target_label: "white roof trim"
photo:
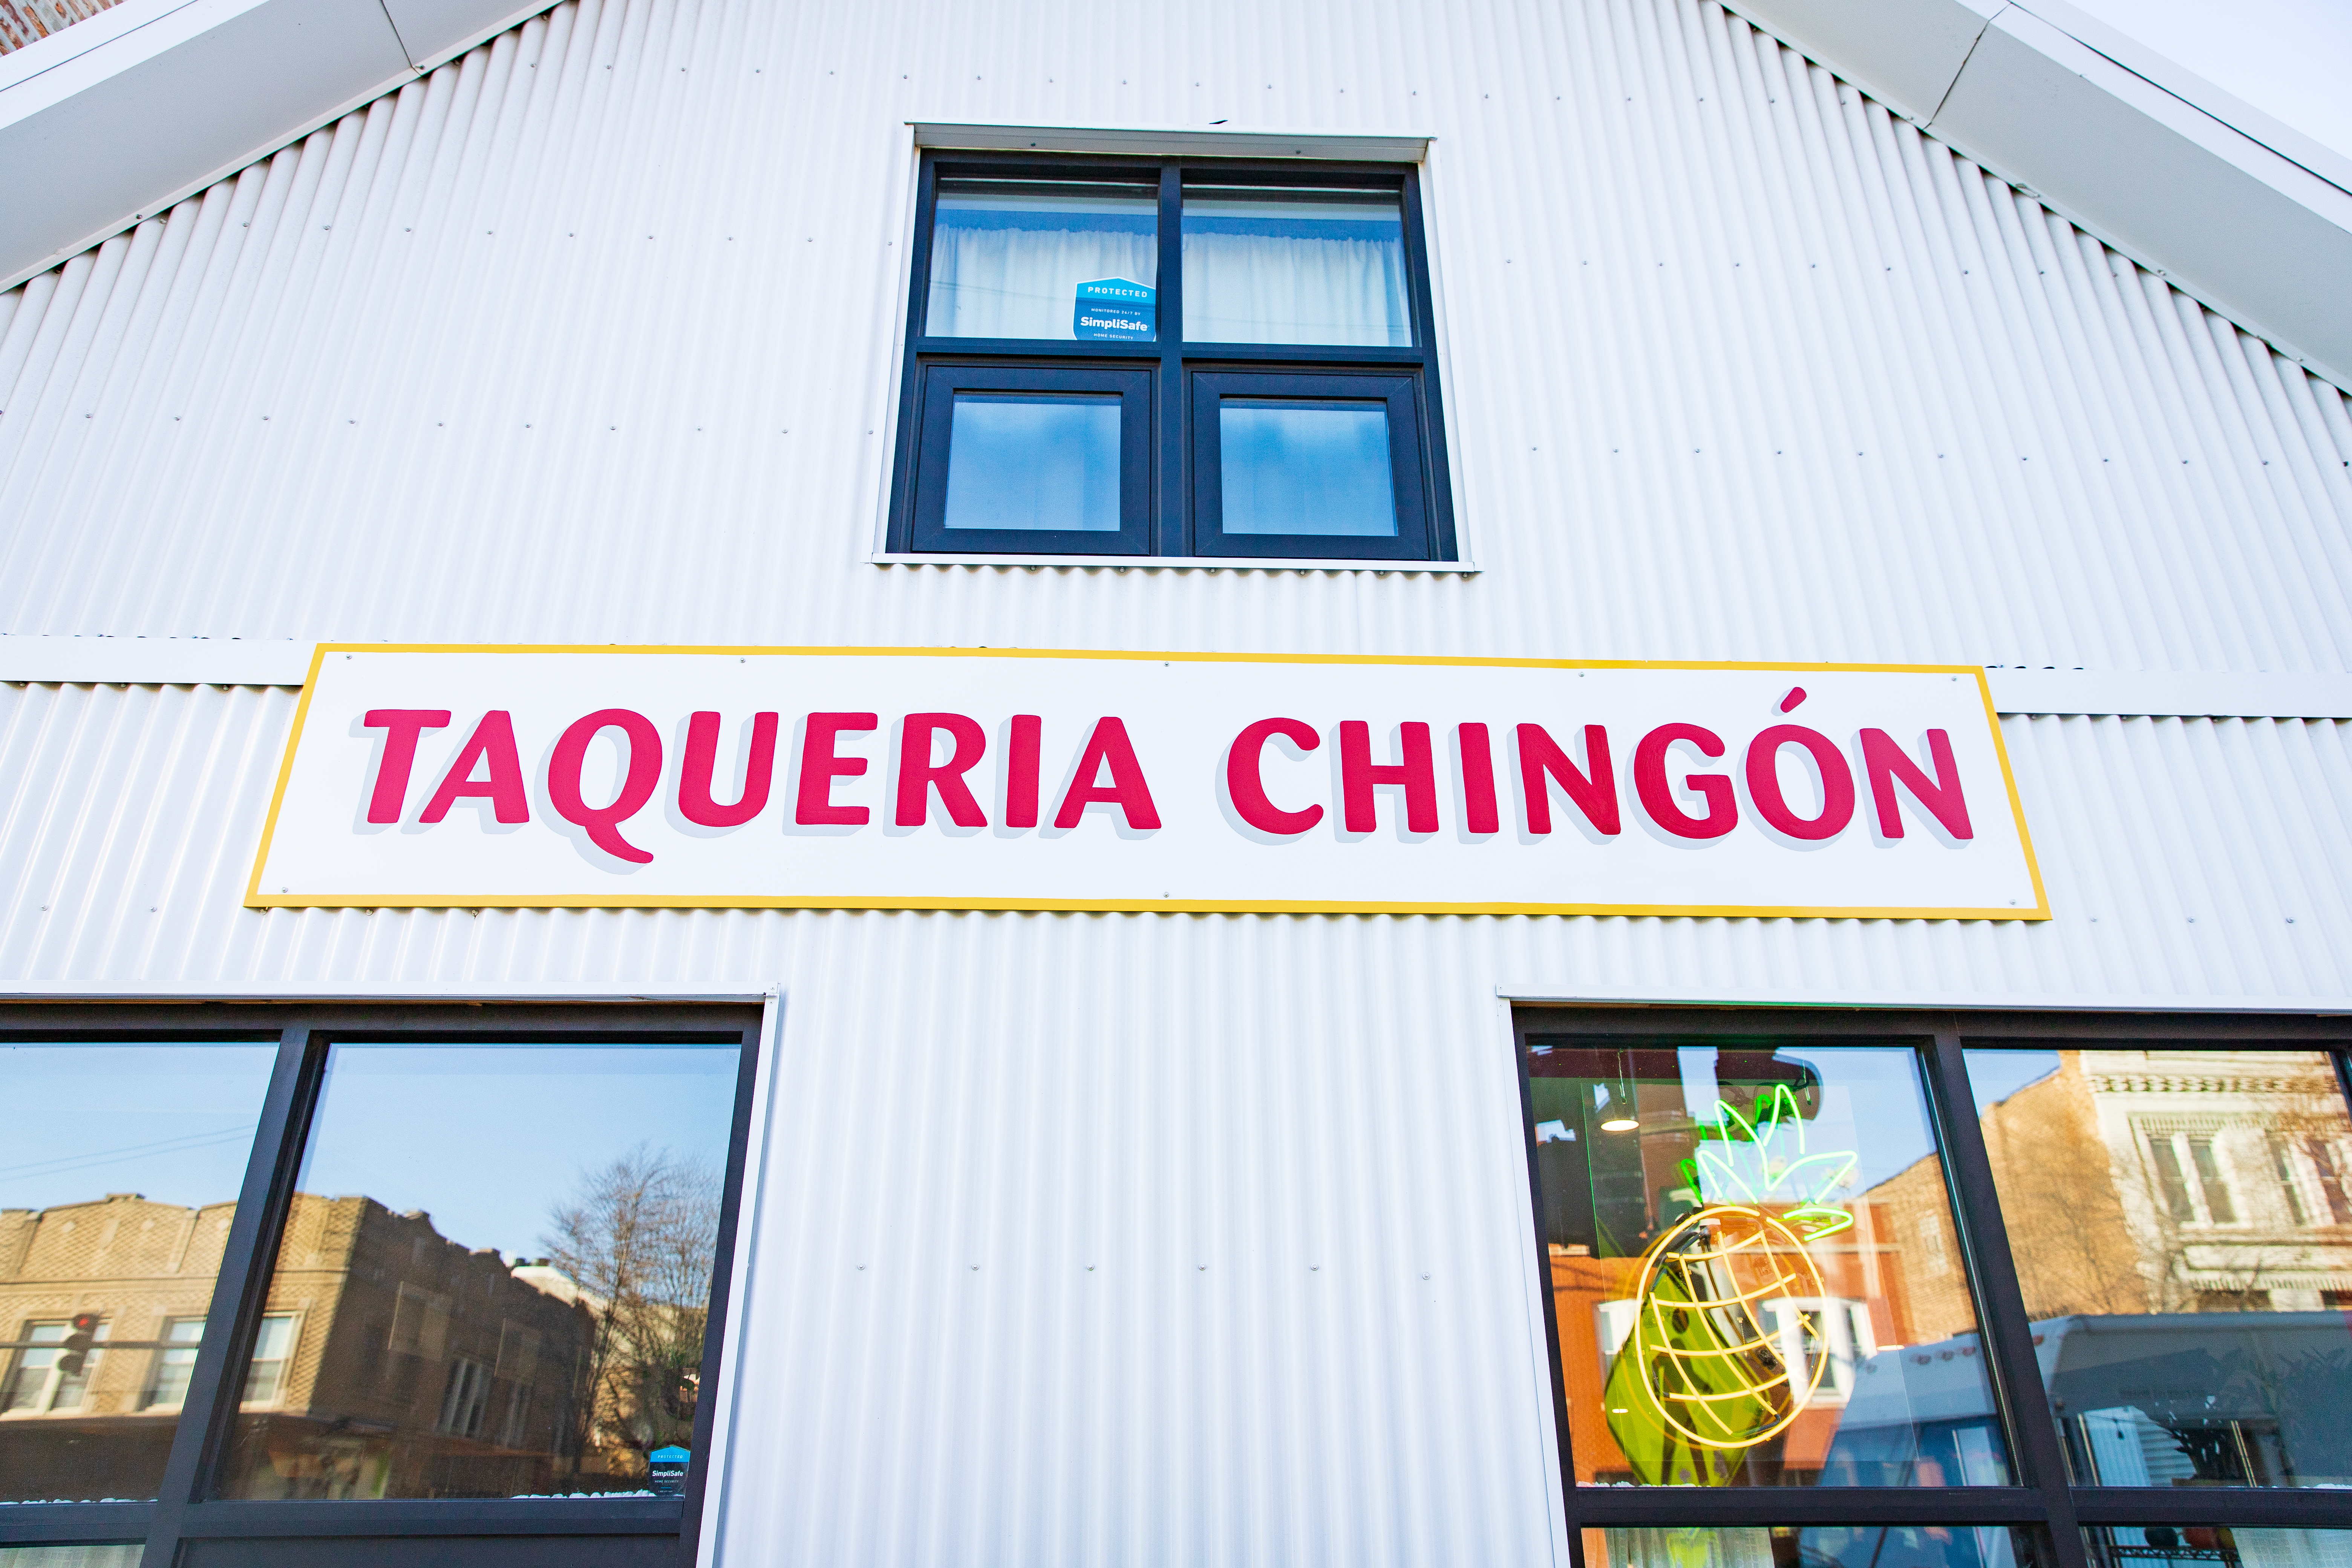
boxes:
[1721,0,2352,387]
[910,121,1431,162]
[0,0,563,293]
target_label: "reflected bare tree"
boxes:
[544,1146,720,1476]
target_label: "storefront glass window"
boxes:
[1585,1526,2055,1568]
[925,178,1159,341]
[213,1041,740,1501]
[2082,1527,2352,1568]
[1964,1049,2352,1488]
[0,1042,277,1503]
[1525,1040,2008,1487]
[1181,185,1411,345]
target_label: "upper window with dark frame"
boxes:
[888,152,1456,562]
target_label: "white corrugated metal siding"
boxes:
[6,684,2347,1002]
[5,681,2352,1568]
[5,0,2352,1560]
[1,0,2347,668]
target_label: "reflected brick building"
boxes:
[0,1191,598,1501]
[1871,1051,2352,1340]
[0,1193,237,1500]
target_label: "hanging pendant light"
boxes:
[1598,1048,1640,1132]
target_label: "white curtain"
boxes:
[926,227,1157,340]
[1181,231,1411,346]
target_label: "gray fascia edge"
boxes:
[1717,0,2352,392]
[0,0,567,293]
[911,121,1432,163]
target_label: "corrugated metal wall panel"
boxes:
[2,0,2347,670]
[8,0,2352,1559]
[5,683,2349,1002]
[4,683,2352,1564]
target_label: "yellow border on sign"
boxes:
[245,645,2052,921]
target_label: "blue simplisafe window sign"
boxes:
[648,1445,691,1496]
[1073,278,1155,340]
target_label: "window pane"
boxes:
[0,1549,145,1568]
[143,1318,205,1410]
[1526,1041,2008,1487]
[1218,400,1396,537]
[2085,1528,2352,1568]
[0,1042,276,1503]
[1965,1048,2352,1488]
[1182,185,1409,345]
[925,178,1158,340]
[214,1041,740,1501]
[944,393,1122,532]
[1587,1528,2055,1568]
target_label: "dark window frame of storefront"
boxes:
[0,1001,766,1568]
[885,148,1459,562]
[1512,1006,2352,1568]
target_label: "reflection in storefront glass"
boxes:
[213,1042,740,1501]
[0,1548,145,1568]
[0,1043,277,1504]
[1585,1525,2053,1568]
[1965,1049,2352,1488]
[2084,1527,2352,1568]
[1525,1040,2007,1487]
[925,178,1159,341]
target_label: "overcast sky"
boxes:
[2064,0,2352,164]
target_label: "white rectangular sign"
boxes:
[248,647,2048,919]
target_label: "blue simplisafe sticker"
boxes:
[1073,278,1155,340]
[648,1445,691,1497]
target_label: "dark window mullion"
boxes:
[0,1505,155,1547]
[1176,343,1430,366]
[887,156,944,552]
[1570,1487,2052,1528]
[2071,1487,2352,1530]
[677,1017,769,1566]
[1513,1021,1580,1529]
[1398,165,1456,559]
[1923,1031,2089,1568]
[141,1022,326,1563]
[1156,161,1185,555]
[912,337,1162,360]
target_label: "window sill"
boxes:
[870,553,1478,574]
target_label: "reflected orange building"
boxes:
[0,1191,600,1501]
